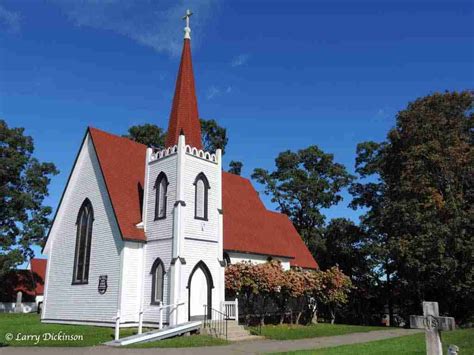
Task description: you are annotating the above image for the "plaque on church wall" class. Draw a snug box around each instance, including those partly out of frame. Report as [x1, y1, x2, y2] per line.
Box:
[98, 275, 108, 294]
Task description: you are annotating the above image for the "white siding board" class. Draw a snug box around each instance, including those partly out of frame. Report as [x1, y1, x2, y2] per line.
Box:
[146, 157, 177, 241]
[142, 239, 173, 324]
[42, 135, 123, 324]
[182, 155, 219, 242]
[120, 242, 144, 322]
[181, 239, 223, 313]
[228, 252, 291, 271]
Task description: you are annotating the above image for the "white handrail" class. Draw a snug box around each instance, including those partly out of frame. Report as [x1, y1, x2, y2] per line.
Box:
[114, 301, 187, 341]
[221, 298, 239, 323]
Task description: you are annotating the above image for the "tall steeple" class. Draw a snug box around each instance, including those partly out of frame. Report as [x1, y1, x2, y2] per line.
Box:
[165, 9, 203, 149]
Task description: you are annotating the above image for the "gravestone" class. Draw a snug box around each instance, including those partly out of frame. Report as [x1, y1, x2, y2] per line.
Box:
[14, 291, 22, 313]
[410, 301, 455, 355]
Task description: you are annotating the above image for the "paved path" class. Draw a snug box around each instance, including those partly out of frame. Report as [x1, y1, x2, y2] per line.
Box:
[0, 328, 422, 355]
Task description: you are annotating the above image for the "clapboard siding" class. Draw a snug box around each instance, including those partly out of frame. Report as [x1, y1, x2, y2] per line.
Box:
[120, 242, 144, 322]
[182, 155, 219, 241]
[182, 239, 223, 312]
[146, 156, 177, 241]
[228, 251, 291, 271]
[179, 154, 225, 317]
[142, 154, 177, 324]
[142, 239, 173, 323]
[42, 135, 123, 324]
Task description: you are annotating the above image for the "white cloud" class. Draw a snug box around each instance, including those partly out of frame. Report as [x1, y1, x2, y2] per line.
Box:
[206, 85, 232, 99]
[52, 0, 219, 56]
[206, 85, 220, 100]
[231, 53, 249, 67]
[0, 5, 21, 34]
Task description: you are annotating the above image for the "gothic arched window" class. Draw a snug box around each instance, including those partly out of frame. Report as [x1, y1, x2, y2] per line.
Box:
[72, 199, 94, 284]
[154, 172, 168, 220]
[151, 258, 165, 304]
[194, 173, 210, 221]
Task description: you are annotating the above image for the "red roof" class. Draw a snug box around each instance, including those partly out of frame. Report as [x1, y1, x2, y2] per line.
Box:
[86, 128, 317, 269]
[89, 127, 146, 241]
[30, 258, 47, 295]
[165, 39, 203, 149]
[1, 270, 36, 301]
[0, 259, 47, 301]
[222, 172, 318, 269]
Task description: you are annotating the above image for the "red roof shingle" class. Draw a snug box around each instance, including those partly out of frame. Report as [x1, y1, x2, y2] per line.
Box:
[89, 127, 146, 241]
[222, 172, 318, 269]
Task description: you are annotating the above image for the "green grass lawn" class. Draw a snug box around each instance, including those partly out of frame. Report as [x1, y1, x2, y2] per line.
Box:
[249, 323, 389, 340]
[127, 334, 229, 348]
[271, 328, 474, 355]
[0, 313, 225, 348]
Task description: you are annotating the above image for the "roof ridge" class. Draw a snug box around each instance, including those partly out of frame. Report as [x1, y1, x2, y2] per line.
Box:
[88, 126, 147, 149]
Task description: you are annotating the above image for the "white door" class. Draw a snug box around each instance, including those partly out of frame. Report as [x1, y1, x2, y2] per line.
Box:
[189, 267, 208, 320]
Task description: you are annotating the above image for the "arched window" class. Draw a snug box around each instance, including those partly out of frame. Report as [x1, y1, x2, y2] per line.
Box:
[151, 258, 165, 304]
[154, 172, 168, 220]
[194, 173, 210, 220]
[72, 199, 94, 284]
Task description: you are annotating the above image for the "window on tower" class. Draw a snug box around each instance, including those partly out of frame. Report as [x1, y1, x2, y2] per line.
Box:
[151, 258, 165, 304]
[72, 198, 94, 284]
[154, 172, 168, 220]
[194, 173, 210, 220]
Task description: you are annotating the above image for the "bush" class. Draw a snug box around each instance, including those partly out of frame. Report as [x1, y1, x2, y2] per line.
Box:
[225, 261, 352, 325]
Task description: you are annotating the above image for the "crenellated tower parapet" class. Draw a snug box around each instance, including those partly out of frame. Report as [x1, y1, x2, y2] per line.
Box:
[148, 144, 219, 165]
[184, 145, 218, 164]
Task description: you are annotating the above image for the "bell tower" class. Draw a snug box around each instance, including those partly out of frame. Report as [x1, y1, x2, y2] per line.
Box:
[142, 9, 224, 325]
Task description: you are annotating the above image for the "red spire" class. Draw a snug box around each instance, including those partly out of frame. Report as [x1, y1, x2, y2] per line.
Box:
[165, 38, 202, 149]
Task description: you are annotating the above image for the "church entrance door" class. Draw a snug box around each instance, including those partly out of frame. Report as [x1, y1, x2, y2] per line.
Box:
[187, 261, 213, 321]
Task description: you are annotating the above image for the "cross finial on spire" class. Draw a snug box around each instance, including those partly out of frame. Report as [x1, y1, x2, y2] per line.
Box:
[183, 9, 193, 40]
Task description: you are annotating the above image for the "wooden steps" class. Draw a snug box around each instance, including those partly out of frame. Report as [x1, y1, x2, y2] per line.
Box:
[202, 320, 263, 342]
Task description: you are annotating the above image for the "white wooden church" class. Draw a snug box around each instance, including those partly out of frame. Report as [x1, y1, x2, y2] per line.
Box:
[41, 13, 317, 330]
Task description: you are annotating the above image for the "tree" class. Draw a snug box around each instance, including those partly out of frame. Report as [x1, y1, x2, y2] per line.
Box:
[225, 261, 352, 326]
[200, 118, 228, 154]
[0, 120, 58, 277]
[317, 266, 353, 324]
[252, 146, 354, 247]
[228, 160, 243, 175]
[123, 119, 229, 154]
[283, 269, 315, 324]
[123, 124, 167, 148]
[351, 91, 474, 324]
[317, 218, 382, 325]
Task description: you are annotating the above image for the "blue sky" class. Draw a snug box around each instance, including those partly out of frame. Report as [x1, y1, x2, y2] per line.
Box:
[1, 0, 473, 261]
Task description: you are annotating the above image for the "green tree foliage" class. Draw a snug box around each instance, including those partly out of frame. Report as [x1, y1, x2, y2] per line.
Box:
[228, 160, 243, 175]
[350, 91, 474, 323]
[123, 124, 167, 148]
[200, 118, 228, 154]
[319, 218, 383, 325]
[0, 120, 58, 277]
[252, 146, 353, 247]
[123, 119, 229, 155]
[317, 218, 367, 274]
